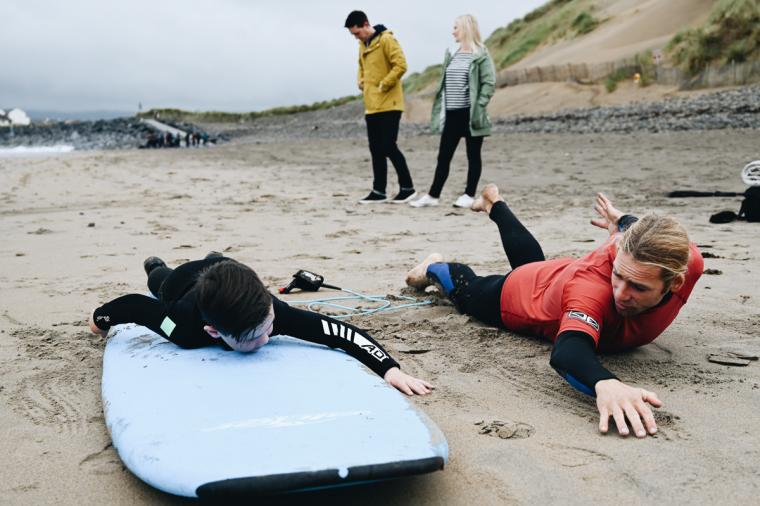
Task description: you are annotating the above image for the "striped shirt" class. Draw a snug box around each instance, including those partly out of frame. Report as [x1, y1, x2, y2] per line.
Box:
[444, 51, 473, 110]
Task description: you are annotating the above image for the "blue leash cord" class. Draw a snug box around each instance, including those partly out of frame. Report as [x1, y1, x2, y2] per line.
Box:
[285, 288, 432, 319]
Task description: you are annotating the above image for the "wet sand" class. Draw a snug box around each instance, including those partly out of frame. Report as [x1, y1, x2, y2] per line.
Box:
[1, 128, 759, 504]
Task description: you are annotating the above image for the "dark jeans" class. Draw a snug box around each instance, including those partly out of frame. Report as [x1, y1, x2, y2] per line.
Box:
[440, 200, 545, 326]
[429, 108, 484, 198]
[365, 110, 413, 194]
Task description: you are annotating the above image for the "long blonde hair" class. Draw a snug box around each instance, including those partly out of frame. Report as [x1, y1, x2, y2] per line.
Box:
[619, 214, 690, 287]
[455, 14, 484, 50]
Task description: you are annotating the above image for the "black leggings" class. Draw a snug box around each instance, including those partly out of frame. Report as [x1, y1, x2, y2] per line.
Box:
[435, 200, 545, 326]
[429, 108, 483, 198]
[365, 110, 414, 194]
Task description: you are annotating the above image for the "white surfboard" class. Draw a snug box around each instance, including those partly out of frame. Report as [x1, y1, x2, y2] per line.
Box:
[101, 324, 448, 498]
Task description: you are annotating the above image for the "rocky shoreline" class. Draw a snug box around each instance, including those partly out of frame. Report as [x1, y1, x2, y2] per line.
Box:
[495, 84, 760, 134]
[212, 84, 760, 142]
[0, 117, 223, 151]
[0, 117, 154, 150]
[2, 85, 758, 150]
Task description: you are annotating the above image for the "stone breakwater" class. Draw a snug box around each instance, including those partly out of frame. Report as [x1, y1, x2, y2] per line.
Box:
[0, 117, 222, 150]
[0, 117, 154, 150]
[2, 86, 757, 150]
[493, 85, 760, 134]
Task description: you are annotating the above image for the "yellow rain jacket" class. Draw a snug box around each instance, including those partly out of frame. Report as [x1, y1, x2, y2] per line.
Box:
[357, 26, 407, 114]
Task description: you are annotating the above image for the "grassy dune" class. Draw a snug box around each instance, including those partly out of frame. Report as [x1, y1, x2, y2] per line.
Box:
[137, 95, 360, 124]
[667, 0, 760, 73]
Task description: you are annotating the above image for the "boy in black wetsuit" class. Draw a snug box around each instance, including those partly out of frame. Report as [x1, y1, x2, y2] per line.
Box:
[89, 255, 432, 396]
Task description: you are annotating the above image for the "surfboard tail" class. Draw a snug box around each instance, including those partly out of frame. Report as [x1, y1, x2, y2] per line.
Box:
[196, 456, 445, 498]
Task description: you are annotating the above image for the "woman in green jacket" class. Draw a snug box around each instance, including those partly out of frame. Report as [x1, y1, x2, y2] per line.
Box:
[410, 14, 496, 209]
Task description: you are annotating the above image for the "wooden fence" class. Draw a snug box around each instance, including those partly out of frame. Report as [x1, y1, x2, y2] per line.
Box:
[496, 58, 760, 90]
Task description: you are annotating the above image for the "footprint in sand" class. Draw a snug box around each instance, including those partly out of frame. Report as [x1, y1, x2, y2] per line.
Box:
[5, 327, 102, 434]
[476, 419, 535, 439]
[325, 228, 360, 239]
[9, 482, 40, 493]
[7, 367, 95, 435]
[653, 410, 690, 441]
[79, 444, 124, 475]
[543, 443, 613, 468]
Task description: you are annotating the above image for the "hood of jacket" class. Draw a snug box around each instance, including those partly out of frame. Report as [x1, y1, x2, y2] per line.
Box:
[365, 24, 387, 47]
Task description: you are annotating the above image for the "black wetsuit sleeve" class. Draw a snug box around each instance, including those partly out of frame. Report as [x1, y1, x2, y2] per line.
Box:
[617, 215, 639, 232]
[549, 330, 617, 397]
[93, 294, 163, 332]
[271, 297, 400, 378]
[92, 295, 214, 349]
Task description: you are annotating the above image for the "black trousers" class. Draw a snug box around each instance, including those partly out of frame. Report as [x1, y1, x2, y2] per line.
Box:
[429, 108, 484, 198]
[445, 200, 545, 326]
[365, 110, 413, 194]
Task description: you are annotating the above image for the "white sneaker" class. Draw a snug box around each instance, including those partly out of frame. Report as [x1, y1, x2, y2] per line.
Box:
[453, 194, 475, 209]
[409, 194, 440, 208]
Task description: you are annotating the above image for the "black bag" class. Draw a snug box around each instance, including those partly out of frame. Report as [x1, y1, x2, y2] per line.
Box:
[709, 186, 760, 223]
[739, 186, 760, 222]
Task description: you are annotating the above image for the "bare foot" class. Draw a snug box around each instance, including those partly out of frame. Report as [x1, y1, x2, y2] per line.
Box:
[471, 184, 504, 214]
[471, 196, 487, 213]
[405, 253, 444, 289]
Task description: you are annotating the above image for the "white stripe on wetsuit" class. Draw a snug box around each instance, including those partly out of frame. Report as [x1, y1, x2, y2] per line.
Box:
[444, 52, 473, 110]
[321, 319, 390, 363]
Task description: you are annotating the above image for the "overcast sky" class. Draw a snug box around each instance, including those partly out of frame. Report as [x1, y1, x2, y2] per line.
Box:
[1, 1, 545, 114]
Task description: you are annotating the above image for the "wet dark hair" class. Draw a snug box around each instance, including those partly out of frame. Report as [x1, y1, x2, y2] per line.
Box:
[196, 260, 271, 339]
[344, 10, 368, 28]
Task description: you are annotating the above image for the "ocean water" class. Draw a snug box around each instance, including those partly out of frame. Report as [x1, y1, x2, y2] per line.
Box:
[0, 145, 75, 157]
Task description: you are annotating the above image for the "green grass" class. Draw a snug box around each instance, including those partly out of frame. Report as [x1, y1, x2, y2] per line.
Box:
[604, 67, 636, 92]
[403, 64, 443, 95]
[603, 51, 657, 93]
[485, 0, 600, 70]
[571, 11, 599, 35]
[137, 95, 361, 124]
[666, 0, 760, 74]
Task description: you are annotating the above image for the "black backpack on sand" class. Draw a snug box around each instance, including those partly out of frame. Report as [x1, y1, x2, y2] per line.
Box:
[739, 186, 760, 222]
[709, 186, 760, 223]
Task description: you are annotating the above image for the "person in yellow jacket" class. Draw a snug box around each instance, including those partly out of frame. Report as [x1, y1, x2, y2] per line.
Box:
[345, 10, 416, 204]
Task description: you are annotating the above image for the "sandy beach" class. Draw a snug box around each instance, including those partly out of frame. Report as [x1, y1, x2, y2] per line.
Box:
[1, 127, 759, 505]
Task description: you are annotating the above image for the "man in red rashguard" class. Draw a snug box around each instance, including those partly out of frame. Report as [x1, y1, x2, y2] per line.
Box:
[406, 185, 703, 438]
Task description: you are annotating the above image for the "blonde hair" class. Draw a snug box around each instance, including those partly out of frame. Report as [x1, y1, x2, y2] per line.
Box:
[455, 14, 484, 49]
[619, 214, 690, 288]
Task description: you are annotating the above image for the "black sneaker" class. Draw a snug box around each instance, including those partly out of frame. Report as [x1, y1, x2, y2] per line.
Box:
[391, 188, 417, 204]
[143, 256, 167, 276]
[358, 190, 387, 204]
[205, 251, 224, 260]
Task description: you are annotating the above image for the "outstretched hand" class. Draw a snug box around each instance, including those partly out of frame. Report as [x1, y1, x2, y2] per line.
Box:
[590, 192, 624, 235]
[384, 367, 434, 396]
[595, 379, 662, 438]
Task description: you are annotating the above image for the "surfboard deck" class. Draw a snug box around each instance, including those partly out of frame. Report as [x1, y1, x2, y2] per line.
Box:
[101, 324, 448, 498]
